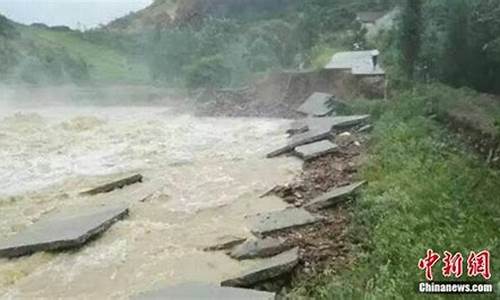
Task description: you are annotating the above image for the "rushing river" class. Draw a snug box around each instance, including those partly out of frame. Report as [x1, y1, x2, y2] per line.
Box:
[0, 106, 301, 299]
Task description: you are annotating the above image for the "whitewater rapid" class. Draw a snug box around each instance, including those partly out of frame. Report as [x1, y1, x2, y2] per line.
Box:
[0, 106, 301, 298]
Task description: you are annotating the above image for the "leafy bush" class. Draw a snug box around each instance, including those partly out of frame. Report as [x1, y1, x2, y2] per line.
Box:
[195, 18, 239, 57]
[296, 0, 357, 49]
[185, 55, 230, 89]
[245, 37, 279, 72]
[147, 27, 199, 82]
[146, 18, 238, 84]
[147, 16, 303, 88]
[388, 0, 500, 93]
[246, 20, 298, 68]
[15, 46, 89, 84]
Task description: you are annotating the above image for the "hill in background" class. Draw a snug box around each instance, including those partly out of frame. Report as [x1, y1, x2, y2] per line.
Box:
[0, 13, 148, 84]
[105, 0, 298, 32]
[106, 0, 177, 33]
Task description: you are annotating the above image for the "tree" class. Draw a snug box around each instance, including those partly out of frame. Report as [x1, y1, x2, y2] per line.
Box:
[466, 0, 500, 93]
[185, 55, 231, 89]
[298, 0, 356, 49]
[147, 27, 199, 82]
[399, 0, 423, 80]
[0, 14, 16, 38]
[442, 0, 470, 87]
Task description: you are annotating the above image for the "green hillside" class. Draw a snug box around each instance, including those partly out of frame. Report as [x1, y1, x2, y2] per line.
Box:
[0, 15, 149, 84]
[22, 27, 149, 83]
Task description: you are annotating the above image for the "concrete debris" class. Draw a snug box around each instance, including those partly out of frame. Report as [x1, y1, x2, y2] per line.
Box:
[81, 174, 143, 196]
[221, 247, 299, 288]
[286, 125, 309, 137]
[132, 283, 275, 300]
[267, 116, 369, 158]
[328, 115, 371, 129]
[248, 208, 323, 236]
[266, 129, 334, 158]
[296, 92, 335, 117]
[0, 204, 129, 258]
[289, 115, 370, 134]
[306, 181, 367, 210]
[203, 235, 246, 251]
[294, 140, 338, 161]
[229, 237, 290, 260]
[357, 124, 373, 133]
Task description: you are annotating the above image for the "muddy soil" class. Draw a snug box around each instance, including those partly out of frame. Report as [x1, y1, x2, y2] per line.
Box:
[266, 133, 370, 283]
[194, 70, 357, 119]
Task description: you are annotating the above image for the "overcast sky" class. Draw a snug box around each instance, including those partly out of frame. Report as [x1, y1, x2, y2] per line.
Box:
[0, 0, 153, 29]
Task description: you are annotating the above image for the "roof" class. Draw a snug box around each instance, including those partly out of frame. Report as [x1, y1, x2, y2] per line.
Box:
[324, 50, 385, 76]
[356, 11, 387, 23]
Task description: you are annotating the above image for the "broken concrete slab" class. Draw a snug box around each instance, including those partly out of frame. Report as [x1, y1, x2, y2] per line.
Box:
[288, 115, 370, 135]
[203, 235, 246, 251]
[266, 129, 334, 158]
[296, 92, 335, 117]
[0, 204, 128, 258]
[270, 118, 338, 158]
[358, 124, 373, 133]
[294, 140, 338, 161]
[248, 208, 323, 236]
[267, 116, 369, 158]
[331, 115, 370, 129]
[288, 118, 331, 135]
[306, 181, 367, 210]
[286, 124, 309, 137]
[229, 237, 290, 260]
[133, 283, 275, 300]
[267, 121, 337, 159]
[81, 174, 143, 196]
[221, 247, 299, 288]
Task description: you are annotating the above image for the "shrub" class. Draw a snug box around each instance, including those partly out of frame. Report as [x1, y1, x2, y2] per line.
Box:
[185, 55, 231, 89]
[147, 27, 199, 82]
[15, 46, 89, 84]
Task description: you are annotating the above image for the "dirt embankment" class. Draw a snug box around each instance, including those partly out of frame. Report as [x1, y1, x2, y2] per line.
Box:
[270, 133, 370, 286]
[195, 69, 384, 118]
[194, 70, 340, 118]
[444, 114, 499, 167]
[438, 93, 500, 168]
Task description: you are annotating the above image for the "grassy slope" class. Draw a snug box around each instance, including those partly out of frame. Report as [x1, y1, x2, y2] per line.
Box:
[16, 25, 149, 83]
[290, 89, 500, 299]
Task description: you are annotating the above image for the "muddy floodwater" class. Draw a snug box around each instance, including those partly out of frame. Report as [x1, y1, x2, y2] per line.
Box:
[0, 106, 301, 299]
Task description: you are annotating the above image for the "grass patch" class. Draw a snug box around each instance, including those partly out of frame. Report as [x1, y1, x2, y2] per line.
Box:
[19, 26, 149, 83]
[290, 89, 500, 299]
[415, 83, 500, 136]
